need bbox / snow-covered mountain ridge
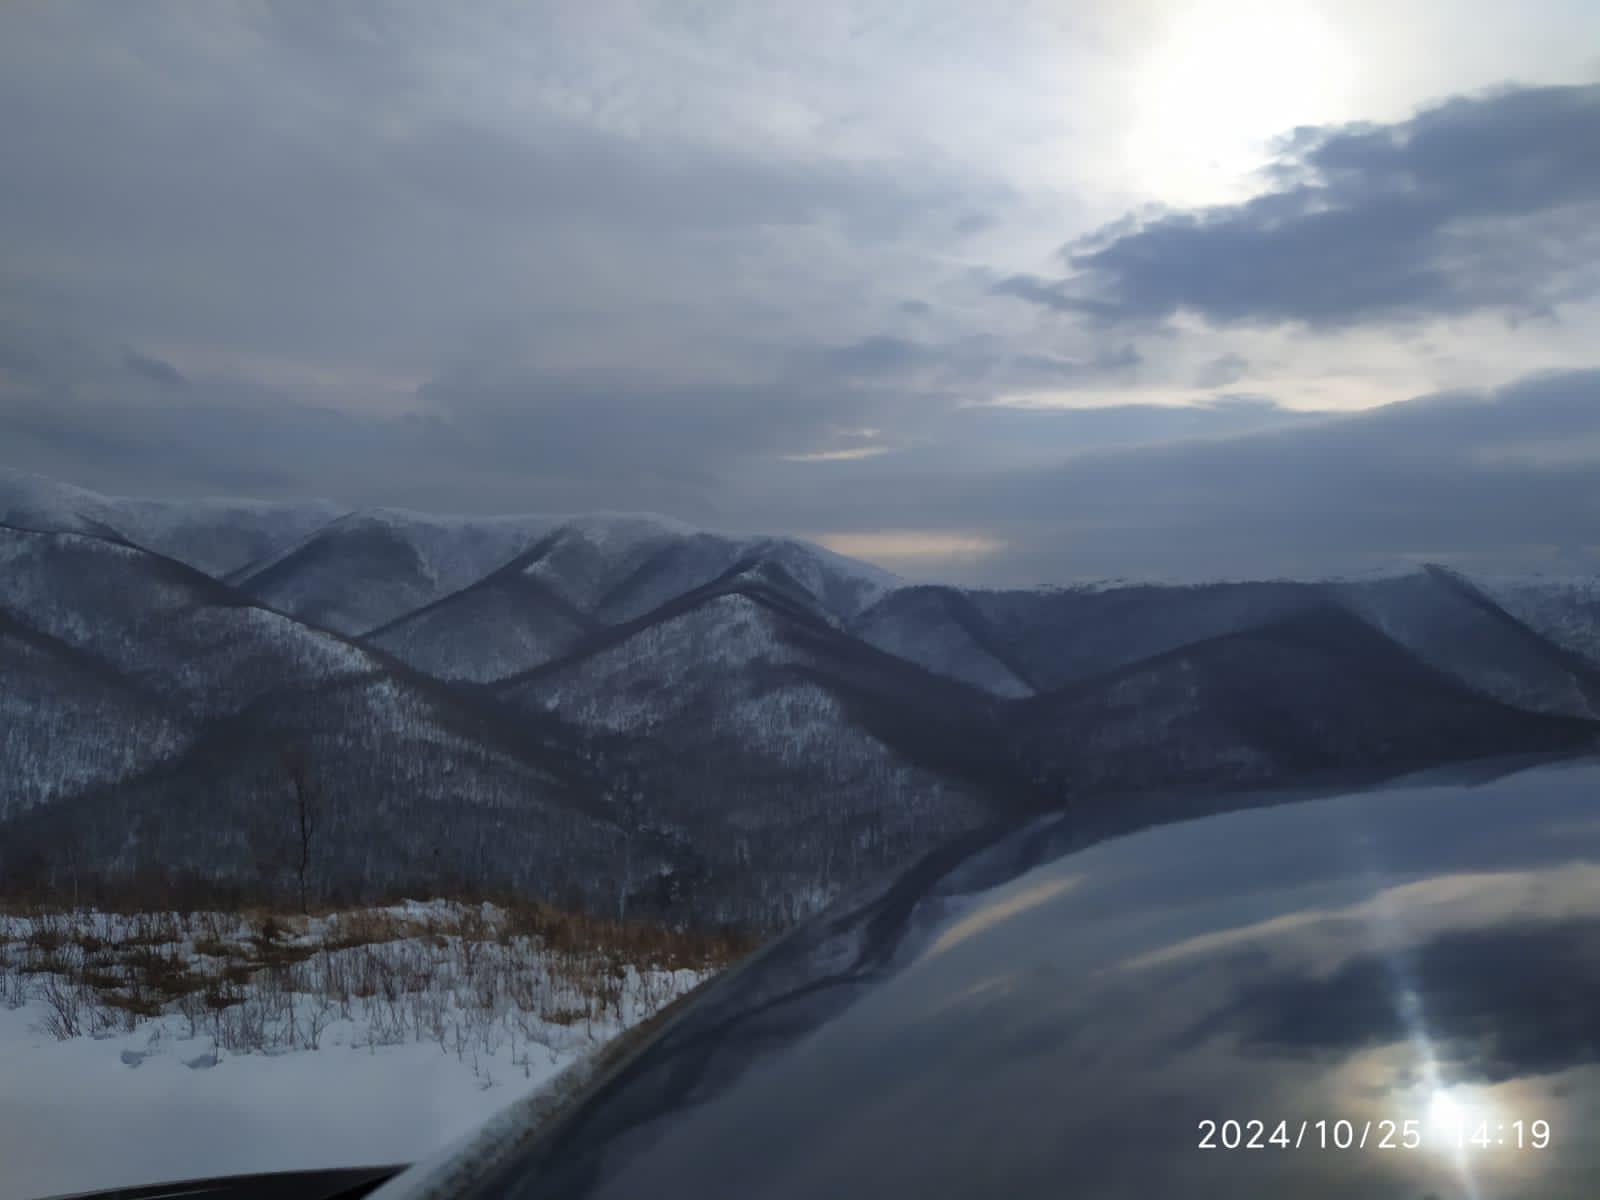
[3,471,1599,930]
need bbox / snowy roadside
[0,902,732,1200]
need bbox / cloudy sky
[1,1,1597,583]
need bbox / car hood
[375,753,1600,1199]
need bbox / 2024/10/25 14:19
[1197,1118,1552,1150]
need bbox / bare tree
[281,745,316,914]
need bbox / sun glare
[1428,1088,1465,1130]
[1127,0,1355,205]
[1425,1084,1504,1154]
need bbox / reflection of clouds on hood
[555,760,1600,1200]
[1101,860,1600,1088]
[1117,864,1600,974]
[1176,918,1600,1083]
[922,876,1080,960]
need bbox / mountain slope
[1009,606,1598,797]
[231,509,561,635]
[1467,574,1600,671]
[0,523,376,718]
[589,532,895,626]
[0,468,341,576]
[853,568,1600,722]
[363,543,598,682]
[1334,566,1600,719]
[496,568,1005,926]
[0,670,635,909]
[849,585,1038,697]
[368,526,897,683]
[356,521,702,683]
[0,523,649,909]
[961,579,1330,692]
[0,606,191,820]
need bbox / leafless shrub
[25,917,68,956]
[2,968,27,1010]
[37,974,82,1039]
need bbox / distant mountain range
[3,469,1597,929]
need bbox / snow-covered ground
[0,904,720,1200]
[0,997,546,1200]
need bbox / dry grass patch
[0,899,755,1071]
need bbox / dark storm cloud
[0,314,899,517]
[933,393,1309,461]
[812,336,933,378]
[0,2,1017,514]
[122,349,188,389]
[0,324,389,496]
[0,3,1001,371]
[1007,343,1143,382]
[989,273,1121,319]
[1193,352,1249,389]
[997,84,1600,329]
[952,210,996,237]
[796,335,1143,389]
[0,307,1273,522]
[748,368,1600,582]
[417,363,871,482]
[970,368,1600,577]
[6,307,1597,583]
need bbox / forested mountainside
[3,469,1598,931]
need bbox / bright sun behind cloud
[1126,0,1357,205]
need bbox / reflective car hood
[381,754,1600,1199]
